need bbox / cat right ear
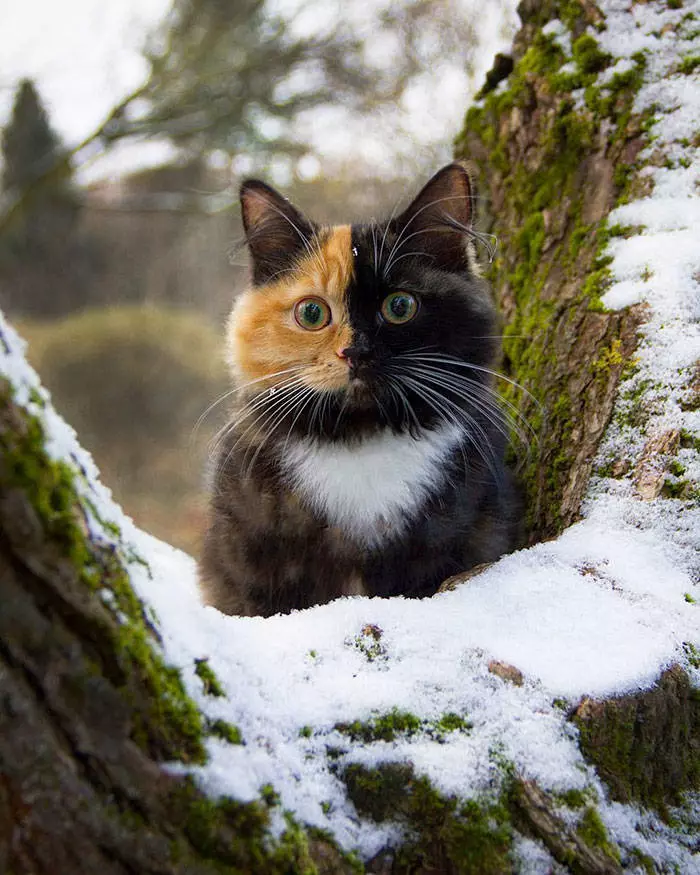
[240,180,314,284]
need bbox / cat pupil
[305,302,321,323]
[391,296,409,317]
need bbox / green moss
[194,658,225,698]
[433,712,474,735]
[683,642,700,669]
[680,429,700,452]
[661,478,697,500]
[574,669,700,810]
[678,54,700,74]
[630,848,657,875]
[555,787,595,809]
[299,725,313,738]
[572,34,612,75]
[343,763,512,874]
[260,784,281,807]
[616,379,653,429]
[591,339,624,376]
[336,708,473,745]
[684,593,696,604]
[206,718,243,745]
[576,807,620,863]
[0,380,206,764]
[668,459,686,477]
[167,777,302,871]
[336,708,422,743]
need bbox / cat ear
[393,163,474,271]
[239,180,314,284]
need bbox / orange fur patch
[228,225,355,393]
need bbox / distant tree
[1,78,78,225]
[2,80,63,191]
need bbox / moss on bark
[0,377,357,873]
[573,666,700,813]
[455,0,647,541]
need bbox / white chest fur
[280,424,463,547]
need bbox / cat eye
[294,296,331,331]
[381,292,419,325]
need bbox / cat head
[227,162,499,441]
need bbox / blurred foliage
[20,305,229,552]
[129,0,484,170]
[0,0,511,237]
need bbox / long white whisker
[397,362,534,448]
[193,365,306,443]
[398,374,501,483]
[208,375,306,459]
[211,378,306,464]
[396,353,539,407]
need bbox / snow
[1,0,699,869]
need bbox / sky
[0,0,516,183]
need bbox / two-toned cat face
[228,163,499,440]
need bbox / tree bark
[456,0,647,541]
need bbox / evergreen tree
[0,80,93,317]
[2,79,64,192]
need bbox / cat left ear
[393,162,474,271]
[240,180,314,284]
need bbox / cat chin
[344,378,374,408]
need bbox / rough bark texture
[0,384,357,874]
[456,0,646,541]
[574,666,700,812]
[1,1,698,872]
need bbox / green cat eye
[381,291,419,324]
[294,296,331,331]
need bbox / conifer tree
[0,80,88,317]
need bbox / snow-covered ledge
[1,1,698,872]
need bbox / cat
[199,162,521,617]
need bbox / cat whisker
[280,386,323,458]
[437,212,499,263]
[397,374,502,486]
[193,365,306,443]
[209,377,306,463]
[396,362,534,450]
[245,385,318,478]
[393,374,475,483]
[231,384,314,478]
[382,194,475,275]
[385,376,422,434]
[409,372,528,456]
[395,353,539,408]
[378,191,409,275]
[381,249,436,278]
[370,221,379,279]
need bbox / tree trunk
[1,0,699,872]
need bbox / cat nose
[339,335,371,363]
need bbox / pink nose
[336,347,350,360]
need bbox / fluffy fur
[200,163,521,617]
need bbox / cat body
[200,164,520,617]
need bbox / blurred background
[0,0,516,554]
